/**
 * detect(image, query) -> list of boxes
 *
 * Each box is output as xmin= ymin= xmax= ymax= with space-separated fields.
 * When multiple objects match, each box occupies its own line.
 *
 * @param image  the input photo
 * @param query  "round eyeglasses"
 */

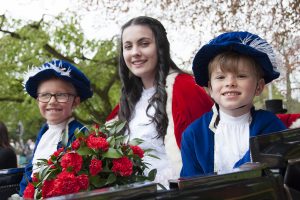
xmin=37 ymin=93 xmax=76 ymax=103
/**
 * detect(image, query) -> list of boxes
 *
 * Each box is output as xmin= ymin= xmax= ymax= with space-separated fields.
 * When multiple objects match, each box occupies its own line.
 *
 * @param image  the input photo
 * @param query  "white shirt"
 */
xmin=32 ymin=121 xmax=67 ymax=175
xmin=128 ymin=87 xmax=177 ymax=188
xmin=214 ymin=110 xmax=251 ymax=174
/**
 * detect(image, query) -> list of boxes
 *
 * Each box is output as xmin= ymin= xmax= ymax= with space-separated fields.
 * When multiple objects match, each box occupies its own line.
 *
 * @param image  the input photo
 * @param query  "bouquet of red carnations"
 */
xmin=23 ymin=121 xmax=157 ymax=199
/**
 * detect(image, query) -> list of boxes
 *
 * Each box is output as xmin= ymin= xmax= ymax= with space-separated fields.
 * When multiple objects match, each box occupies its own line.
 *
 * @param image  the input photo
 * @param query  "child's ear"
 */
xmin=73 ymin=96 xmax=81 ymax=108
xmin=207 ymin=81 xmax=213 ymax=96
xmin=255 ymin=79 xmax=265 ymax=96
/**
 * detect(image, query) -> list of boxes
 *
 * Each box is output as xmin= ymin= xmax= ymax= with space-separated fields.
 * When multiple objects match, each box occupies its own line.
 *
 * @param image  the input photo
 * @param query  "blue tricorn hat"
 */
xmin=23 ymin=60 xmax=93 ymax=101
xmin=192 ymin=31 xmax=280 ymax=87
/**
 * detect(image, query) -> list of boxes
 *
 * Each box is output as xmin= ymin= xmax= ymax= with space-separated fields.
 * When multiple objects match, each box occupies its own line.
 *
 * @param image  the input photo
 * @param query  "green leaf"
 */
xmin=114 ymin=135 xmax=127 ymax=141
xmin=116 ymin=149 xmax=123 ymax=156
xmin=39 ymin=168 xmax=58 ymax=186
xmin=135 ymin=175 xmax=148 ymax=182
xmin=77 ymin=146 xmax=95 ymax=155
xmin=39 ymin=165 xmax=50 ymax=179
xmin=90 ymin=175 xmax=107 ymax=188
xmin=34 ymin=189 xmax=40 ymax=200
xmin=129 ymin=138 xmax=144 ymax=146
xmin=147 ymin=169 xmax=157 ymax=181
xmin=106 ymin=173 xmax=117 ymax=185
xmin=115 ymin=121 xmax=126 ymax=133
xmin=75 ymin=129 xmax=86 ymax=138
xmin=109 ymin=124 xmax=117 ymax=135
xmin=143 ymin=148 xmax=155 ymax=153
xmin=101 ymin=161 xmax=112 ymax=173
xmin=36 ymin=158 xmax=49 ymax=164
xmin=114 ymin=135 xmax=128 ymax=147
xmin=107 ymin=136 xmax=115 ymax=146
xmin=102 ymin=148 xmax=123 ymax=158
xmin=99 ymin=125 xmax=108 ymax=134
xmin=127 ymin=149 xmax=134 ymax=156
xmin=146 ymin=154 xmax=160 ymax=160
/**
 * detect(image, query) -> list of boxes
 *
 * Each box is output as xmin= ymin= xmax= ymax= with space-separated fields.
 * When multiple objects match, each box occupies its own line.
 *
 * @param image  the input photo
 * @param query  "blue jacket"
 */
xmin=180 ymin=107 xmax=286 ymax=178
xmin=19 ymin=119 xmax=85 ymax=196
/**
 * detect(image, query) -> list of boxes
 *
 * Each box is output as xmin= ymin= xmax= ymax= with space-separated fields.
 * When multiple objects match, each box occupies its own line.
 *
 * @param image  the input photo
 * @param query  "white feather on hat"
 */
xmin=22 ymin=60 xmax=71 ymax=89
xmin=241 ymin=35 xmax=279 ymax=73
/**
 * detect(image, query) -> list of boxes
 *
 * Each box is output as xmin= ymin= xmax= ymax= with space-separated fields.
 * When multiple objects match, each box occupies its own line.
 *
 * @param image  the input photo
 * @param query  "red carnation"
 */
xmin=53 ymin=147 xmax=64 ymax=157
xmin=89 ymin=158 xmax=103 ymax=176
xmin=60 ymin=152 xmax=83 ymax=173
xmin=23 ymin=183 xmax=35 ymax=199
xmin=52 ymin=171 xmax=80 ymax=196
xmin=112 ymin=157 xmax=133 ymax=177
xmin=130 ymin=145 xmax=144 ymax=158
xmin=42 ymin=179 xmax=55 ymax=198
xmin=86 ymin=134 xmax=109 ymax=151
xmin=71 ymin=138 xmax=81 ymax=150
xmin=96 ymin=130 xmax=107 ymax=138
xmin=93 ymin=123 xmax=100 ymax=129
xmin=47 ymin=158 xmax=57 ymax=169
xmin=32 ymin=173 xmax=39 ymax=182
xmin=77 ymin=174 xmax=89 ymax=190
xmin=47 ymin=159 xmax=53 ymax=165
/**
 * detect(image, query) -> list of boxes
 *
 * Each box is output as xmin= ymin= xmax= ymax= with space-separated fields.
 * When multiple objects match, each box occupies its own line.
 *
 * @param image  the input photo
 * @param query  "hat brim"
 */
xmin=192 ymin=42 xmax=280 ymax=87
xmin=25 ymin=69 xmax=93 ymax=101
xmin=278 ymin=109 xmax=287 ymax=114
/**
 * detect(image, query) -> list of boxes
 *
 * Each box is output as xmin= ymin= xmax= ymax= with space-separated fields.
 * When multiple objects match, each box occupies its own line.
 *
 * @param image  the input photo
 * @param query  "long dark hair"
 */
xmin=118 ymin=16 xmax=183 ymax=139
xmin=0 ymin=121 xmax=11 ymax=148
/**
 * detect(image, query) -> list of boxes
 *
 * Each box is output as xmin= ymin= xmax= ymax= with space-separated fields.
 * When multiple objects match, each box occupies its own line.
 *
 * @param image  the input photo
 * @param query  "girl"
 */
xmin=107 ymin=16 xmax=213 ymax=187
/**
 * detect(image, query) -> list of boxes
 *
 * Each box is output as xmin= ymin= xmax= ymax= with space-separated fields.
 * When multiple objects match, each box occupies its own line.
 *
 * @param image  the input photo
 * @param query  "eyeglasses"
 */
xmin=37 ymin=93 xmax=76 ymax=103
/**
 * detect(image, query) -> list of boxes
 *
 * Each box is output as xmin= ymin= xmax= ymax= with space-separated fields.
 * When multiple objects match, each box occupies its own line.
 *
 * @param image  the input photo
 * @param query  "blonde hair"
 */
xmin=208 ymin=51 xmax=264 ymax=81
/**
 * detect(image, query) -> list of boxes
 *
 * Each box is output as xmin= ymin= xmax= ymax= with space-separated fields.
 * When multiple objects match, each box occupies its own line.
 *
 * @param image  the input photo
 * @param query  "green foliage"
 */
xmin=0 ymin=13 xmax=120 ymax=140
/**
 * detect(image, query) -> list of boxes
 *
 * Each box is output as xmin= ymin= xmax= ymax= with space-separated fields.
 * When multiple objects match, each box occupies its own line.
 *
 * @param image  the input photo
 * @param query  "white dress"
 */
xmin=128 ymin=87 xmax=177 ymax=188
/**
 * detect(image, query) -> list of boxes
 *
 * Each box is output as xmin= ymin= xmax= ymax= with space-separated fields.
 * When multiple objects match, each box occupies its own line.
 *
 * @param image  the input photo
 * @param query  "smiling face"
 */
xmin=208 ymin=52 xmax=265 ymax=116
xmin=37 ymin=78 xmax=80 ymax=125
xmin=122 ymin=25 xmax=158 ymax=89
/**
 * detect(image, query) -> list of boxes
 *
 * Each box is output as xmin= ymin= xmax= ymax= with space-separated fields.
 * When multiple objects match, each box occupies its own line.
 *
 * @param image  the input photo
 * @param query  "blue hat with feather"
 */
xmin=192 ymin=31 xmax=280 ymax=87
xmin=23 ymin=60 xmax=93 ymax=101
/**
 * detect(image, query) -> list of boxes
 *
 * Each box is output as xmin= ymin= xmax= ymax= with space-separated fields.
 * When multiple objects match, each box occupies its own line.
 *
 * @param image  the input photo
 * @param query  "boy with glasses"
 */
xmin=19 ymin=60 xmax=93 ymax=196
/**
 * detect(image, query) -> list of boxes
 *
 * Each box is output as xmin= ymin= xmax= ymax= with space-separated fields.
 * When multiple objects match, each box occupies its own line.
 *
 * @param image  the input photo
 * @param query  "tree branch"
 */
xmin=43 ymin=44 xmax=75 ymax=64
xmin=0 ymin=97 xmax=24 ymax=102
xmin=0 ymin=28 xmax=21 ymax=39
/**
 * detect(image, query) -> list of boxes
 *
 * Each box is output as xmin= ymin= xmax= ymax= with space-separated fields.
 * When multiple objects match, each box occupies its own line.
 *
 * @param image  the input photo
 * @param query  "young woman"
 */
xmin=107 ymin=16 xmax=213 ymax=187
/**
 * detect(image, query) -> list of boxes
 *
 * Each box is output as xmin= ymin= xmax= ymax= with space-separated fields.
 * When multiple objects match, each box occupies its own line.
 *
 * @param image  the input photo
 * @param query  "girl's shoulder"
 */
xmin=166 ymin=71 xmax=193 ymax=84
xmin=172 ymin=73 xmax=205 ymax=91
xmin=186 ymin=110 xmax=213 ymax=129
xmin=172 ymin=73 xmax=211 ymax=101
xmin=174 ymin=73 xmax=194 ymax=83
